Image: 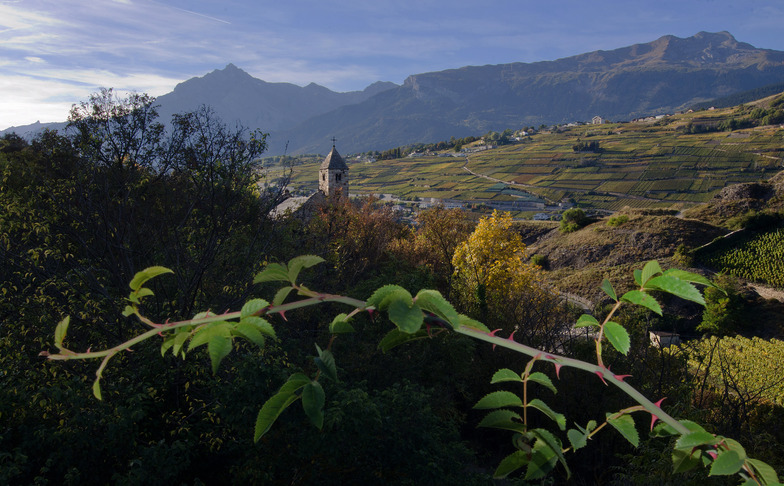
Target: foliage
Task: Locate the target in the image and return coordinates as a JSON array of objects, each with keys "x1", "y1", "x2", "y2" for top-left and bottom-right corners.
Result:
[
  {"x1": 698, "y1": 228, "x2": 784, "y2": 288},
  {"x1": 40, "y1": 256, "x2": 783, "y2": 485},
  {"x1": 607, "y1": 214, "x2": 629, "y2": 227},
  {"x1": 560, "y1": 208, "x2": 590, "y2": 233},
  {"x1": 698, "y1": 275, "x2": 746, "y2": 335}
]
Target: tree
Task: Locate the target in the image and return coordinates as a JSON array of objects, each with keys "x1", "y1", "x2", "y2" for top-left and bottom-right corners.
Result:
[{"x1": 560, "y1": 207, "x2": 589, "y2": 233}]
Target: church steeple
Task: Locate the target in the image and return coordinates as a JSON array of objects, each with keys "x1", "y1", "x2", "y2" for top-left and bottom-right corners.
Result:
[{"x1": 319, "y1": 139, "x2": 349, "y2": 197}]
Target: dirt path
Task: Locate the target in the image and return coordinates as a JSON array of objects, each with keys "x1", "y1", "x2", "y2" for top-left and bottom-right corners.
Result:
[{"x1": 748, "y1": 283, "x2": 784, "y2": 302}]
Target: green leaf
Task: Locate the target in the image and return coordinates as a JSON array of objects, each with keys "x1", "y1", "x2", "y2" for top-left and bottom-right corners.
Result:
[
  {"x1": 491, "y1": 368, "x2": 523, "y2": 383},
  {"x1": 530, "y1": 428, "x2": 570, "y2": 479},
  {"x1": 287, "y1": 255, "x2": 325, "y2": 283},
  {"x1": 387, "y1": 299, "x2": 423, "y2": 333},
  {"x1": 493, "y1": 451, "x2": 529, "y2": 479},
  {"x1": 645, "y1": 275, "x2": 705, "y2": 306},
  {"x1": 601, "y1": 279, "x2": 618, "y2": 301},
  {"x1": 526, "y1": 436, "x2": 558, "y2": 480},
  {"x1": 661, "y1": 268, "x2": 715, "y2": 287},
  {"x1": 253, "y1": 263, "x2": 289, "y2": 284},
  {"x1": 528, "y1": 399, "x2": 566, "y2": 430},
  {"x1": 603, "y1": 321, "x2": 631, "y2": 355},
  {"x1": 746, "y1": 458, "x2": 782, "y2": 485},
  {"x1": 709, "y1": 450, "x2": 744, "y2": 476},
  {"x1": 620, "y1": 290, "x2": 662, "y2": 315},
  {"x1": 415, "y1": 289, "x2": 460, "y2": 328},
  {"x1": 301, "y1": 381, "x2": 325, "y2": 429},
  {"x1": 239, "y1": 316, "x2": 276, "y2": 340},
  {"x1": 672, "y1": 447, "x2": 702, "y2": 473},
  {"x1": 607, "y1": 413, "x2": 639, "y2": 447},
  {"x1": 651, "y1": 422, "x2": 679, "y2": 437},
  {"x1": 474, "y1": 391, "x2": 523, "y2": 409},
  {"x1": 314, "y1": 345, "x2": 338, "y2": 382},
  {"x1": 528, "y1": 372, "x2": 557, "y2": 394},
  {"x1": 129, "y1": 266, "x2": 173, "y2": 291},
  {"x1": 172, "y1": 330, "x2": 190, "y2": 357},
  {"x1": 208, "y1": 335, "x2": 232, "y2": 374},
  {"x1": 378, "y1": 328, "x2": 429, "y2": 352},
  {"x1": 478, "y1": 409, "x2": 525, "y2": 433},
  {"x1": 54, "y1": 316, "x2": 69, "y2": 349},
  {"x1": 241, "y1": 298, "x2": 269, "y2": 318},
  {"x1": 329, "y1": 313, "x2": 355, "y2": 334},
  {"x1": 134, "y1": 287, "x2": 154, "y2": 300},
  {"x1": 456, "y1": 314, "x2": 490, "y2": 332},
  {"x1": 188, "y1": 322, "x2": 231, "y2": 350},
  {"x1": 640, "y1": 260, "x2": 663, "y2": 286},
  {"x1": 272, "y1": 286, "x2": 293, "y2": 306},
  {"x1": 233, "y1": 321, "x2": 266, "y2": 348},
  {"x1": 366, "y1": 285, "x2": 411, "y2": 310},
  {"x1": 575, "y1": 314, "x2": 600, "y2": 328},
  {"x1": 160, "y1": 334, "x2": 176, "y2": 357},
  {"x1": 254, "y1": 392, "x2": 300, "y2": 441},
  {"x1": 567, "y1": 429, "x2": 587, "y2": 451},
  {"x1": 675, "y1": 430, "x2": 718, "y2": 449},
  {"x1": 721, "y1": 438, "x2": 747, "y2": 460},
  {"x1": 633, "y1": 269, "x2": 643, "y2": 286},
  {"x1": 92, "y1": 378, "x2": 102, "y2": 400},
  {"x1": 122, "y1": 305, "x2": 136, "y2": 317}
]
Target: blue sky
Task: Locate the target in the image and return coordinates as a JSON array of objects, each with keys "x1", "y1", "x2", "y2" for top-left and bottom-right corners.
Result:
[{"x1": 2, "y1": 0, "x2": 784, "y2": 129}]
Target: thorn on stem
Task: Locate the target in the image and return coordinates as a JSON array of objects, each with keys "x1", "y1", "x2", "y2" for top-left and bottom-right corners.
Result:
[
  {"x1": 595, "y1": 370, "x2": 608, "y2": 386},
  {"x1": 278, "y1": 311, "x2": 288, "y2": 321},
  {"x1": 553, "y1": 363, "x2": 562, "y2": 379},
  {"x1": 650, "y1": 398, "x2": 666, "y2": 430}
]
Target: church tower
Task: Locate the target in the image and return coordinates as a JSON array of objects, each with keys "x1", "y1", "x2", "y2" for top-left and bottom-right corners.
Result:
[{"x1": 319, "y1": 141, "x2": 349, "y2": 197}]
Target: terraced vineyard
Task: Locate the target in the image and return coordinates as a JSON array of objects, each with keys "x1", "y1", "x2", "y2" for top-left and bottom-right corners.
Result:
[
  {"x1": 697, "y1": 227, "x2": 784, "y2": 288},
  {"x1": 283, "y1": 104, "x2": 784, "y2": 213}
]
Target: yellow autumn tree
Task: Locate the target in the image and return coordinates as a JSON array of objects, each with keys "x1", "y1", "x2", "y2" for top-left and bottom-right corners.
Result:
[{"x1": 452, "y1": 211, "x2": 563, "y2": 347}]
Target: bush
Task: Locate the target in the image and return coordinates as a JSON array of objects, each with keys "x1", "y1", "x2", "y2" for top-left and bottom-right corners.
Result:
[
  {"x1": 559, "y1": 208, "x2": 589, "y2": 233},
  {"x1": 607, "y1": 214, "x2": 629, "y2": 227}
]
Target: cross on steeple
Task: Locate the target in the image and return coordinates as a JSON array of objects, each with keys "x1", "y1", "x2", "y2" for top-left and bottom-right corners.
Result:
[{"x1": 331, "y1": 136, "x2": 337, "y2": 147}]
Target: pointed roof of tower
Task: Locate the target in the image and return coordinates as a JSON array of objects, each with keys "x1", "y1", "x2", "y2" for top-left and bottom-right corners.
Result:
[{"x1": 320, "y1": 144, "x2": 348, "y2": 170}]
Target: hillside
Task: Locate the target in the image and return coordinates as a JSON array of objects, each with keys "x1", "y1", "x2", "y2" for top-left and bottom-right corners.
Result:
[{"x1": 284, "y1": 94, "x2": 784, "y2": 214}]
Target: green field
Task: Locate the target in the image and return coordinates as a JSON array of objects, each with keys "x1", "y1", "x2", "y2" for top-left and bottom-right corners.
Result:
[{"x1": 283, "y1": 106, "x2": 784, "y2": 211}]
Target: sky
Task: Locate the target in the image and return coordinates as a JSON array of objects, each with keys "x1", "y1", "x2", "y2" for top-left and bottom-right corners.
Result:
[{"x1": 2, "y1": 0, "x2": 784, "y2": 130}]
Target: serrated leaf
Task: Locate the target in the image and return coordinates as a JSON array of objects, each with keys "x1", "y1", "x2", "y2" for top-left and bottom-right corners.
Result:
[
  {"x1": 721, "y1": 438, "x2": 746, "y2": 460},
  {"x1": 491, "y1": 368, "x2": 523, "y2": 383},
  {"x1": 240, "y1": 316, "x2": 276, "y2": 340},
  {"x1": 160, "y1": 334, "x2": 176, "y2": 357},
  {"x1": 633, "y1": 269, "x2": 643, "y2": 286},
  {"x1": 415, "y1": 289, "x2": 460, "y2": 328},
  {"x1": 567, "y1": 429, "x2": 588, "y2": 451},
  {"x1": 661, "y1": 268, "x2": 715, "y2": 288},
  {"x1": 645, "y1": 275, "x2": 705, "y2": 306},
  {"x1": 493, "y1": 450, "x2": 529, "y2": 479},
  {"x1": 208, "y1": 335, "x2": 232, "y2": 374},
  {"x1": 575, "y1": 314, "x2": 600, "y2": 328},
  {"x1": 253, "y1": 263, "x2": 289, "y2": 284},
  {"x1": 621, "y1": 290, "x2": 662, "y2": 315},
  {"x1": 314, "y1": 345, "x2": 338, "y2": 382},
  {"x1": 387, "y1": 299, "x2": 423, "y2": 333},
  {"x1": 746, "y1": 458, "x2": 782, "y2": 485},
  {"x1": 530, "y1": 429, "x2": 569, "y2": 478},
  {"x1": 651, "y1": 422, "x2": 679, "y2": 437},
  {"x1": 366, "y1": 285, "x2": 411, "y2": 310},
  {"x1": 172, "y1": 330, "x2": 190, "y2": 357},
  {"x1": 675, "y1": 430, "x2": 718, "y2": 449},
  {"x1": 54, "y1": 316, "x2": 69, "y2": 349},
  {"x1": 641, "y1": 260, "x2": 663, "y2": 286},
  {"x1": 378, "y1": 328, "x2": 429, "y2": 353},
  {"x1": 233, "y1": 321, "x2": 266, "y2": 348},
  {"x1": 601, "y1": 279, "x2": 618, "y2": 301},
  {"x1": 456, "y1": 314, "x2": 490, "y2": 332},
  {"x1": 672, "y1": 447, "x2": 702, "y2": 473},
  {"x1": 709, "y1": 450, "x2": 744, "y2": 476},
  {"x1": 241, "y1": 298, "x2": 269, "y2": 318},
  {"x1": 528, "y1": 399, "x2": 566, "y2": 430},
  {"x1": 301, "y1": 381, "x2": 325, "y2": 430},
  {"x1": 526, "y1": 437, "x2": 559, "y2": 480},
  {"x1": 188, "y1": 322, "x2": 231, "y2": 350},
  {"x1": 607, "y1": 413, "x2": 639, "y2": 447},
  {"x1": 254, "y1": 391, "x2": 300, "y2": 441},
  {"x1": 528, "y1": 372, "x2": 557, "y2": 394},
  {"x1": 603, "y1": 321, "x2": 631, "y2": 355},
  {"x1": 474, "y1": 391, "x2": 523, "y2": 409},
  {"x1": 478, "y1": 409, "x2": 525, "y2": 432},
  {"x1": 129, "y1": 266, "x2": 173, "y2": 291},
  {"x1": 272, "y1": 286, "x2": 293, "y2": 306},
  {"x1": 329, "y1": 314, "x2": 355, "y2": 334},
  {"x1": 287, "y1": 255, "x2": 325, "y2": 284}
]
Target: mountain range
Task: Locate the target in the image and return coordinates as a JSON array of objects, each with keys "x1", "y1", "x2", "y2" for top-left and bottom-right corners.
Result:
[{"x1": 4, "y1": 31, "x2": 784, "y2": 155}]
